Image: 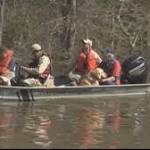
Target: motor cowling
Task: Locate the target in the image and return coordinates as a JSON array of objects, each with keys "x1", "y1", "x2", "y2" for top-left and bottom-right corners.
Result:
[{"x1": 121, "y1": 56, "x2": 147, "y2": 84}]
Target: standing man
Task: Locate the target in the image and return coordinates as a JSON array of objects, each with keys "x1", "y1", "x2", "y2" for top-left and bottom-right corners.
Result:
[
  {"x1": 101, "y1": 52, "x2": 121, "y2": 85},
  {"x1": 20, "y1": 43, "x2": 54, "y2": 87}
]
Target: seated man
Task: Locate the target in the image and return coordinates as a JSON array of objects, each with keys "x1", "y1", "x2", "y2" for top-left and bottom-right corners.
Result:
[
  {"x1": 20, "y1": 43, "x2": 54, "y2": 87},
  {"x1": 0, "y1": 47, "x2": 15, "y2": 85},
  {"x1": 101, "y1": 52, "x2": 121, "y2": 85},
  {"x1": 69, "y1": 38, "x2": 102, "y2": 85}
]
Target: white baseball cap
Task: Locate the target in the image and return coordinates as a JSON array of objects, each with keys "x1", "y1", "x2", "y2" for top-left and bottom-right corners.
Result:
[
  {"x1": 82, "y1": 39, "x2": 92, "y2": 47},
  {"x1": 32, "y1": 43, "x2": 41, "y2": 51}
]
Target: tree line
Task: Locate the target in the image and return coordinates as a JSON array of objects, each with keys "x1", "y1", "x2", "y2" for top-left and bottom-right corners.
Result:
[{"x1": 0, "y1": 0, "x2": 150, "y2": 80}]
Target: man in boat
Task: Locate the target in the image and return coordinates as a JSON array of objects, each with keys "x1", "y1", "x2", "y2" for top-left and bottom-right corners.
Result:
[
  {"x1": 20, "y1": 43, "x2": 54, "y2": 87},
  {"x1": 0, "y1": 46, "x2": 16, "y2": 85},
  {"x1": 101, "y1": 51, "x2": 121, "y2": 85},
  {"x1": 69, "y1": 38, "x2": 102, "y2": 85}
]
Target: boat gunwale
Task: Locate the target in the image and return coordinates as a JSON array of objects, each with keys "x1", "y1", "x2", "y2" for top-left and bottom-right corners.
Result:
[{"x1": 0, "y1": 83, "x2": 150, "y2": 90}]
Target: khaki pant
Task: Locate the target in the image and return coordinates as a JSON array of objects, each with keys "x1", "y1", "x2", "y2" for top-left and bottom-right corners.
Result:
[
  {"x1": 68, "y1": 71, "x2": 81, "y2": 83},
  {"x1": 23, "y1": 78, "x2": 42, "y2": 86},
  {"x1": 23, "y1": 77, "x2": 55, "y2": 87},
  {"x1": 44, "y1": 77, "x2": 55, "y2": 88}
]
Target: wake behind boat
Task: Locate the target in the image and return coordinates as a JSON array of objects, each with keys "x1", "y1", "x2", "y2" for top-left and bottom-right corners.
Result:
[{"x1": 0, "y1": 83, "x2": 150, "y2": 101}]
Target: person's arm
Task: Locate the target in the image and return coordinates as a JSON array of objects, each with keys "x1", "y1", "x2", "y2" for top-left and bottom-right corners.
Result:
[
  {"x1": 102, "y1": 76, "x2": 115, "y2": 83},
  {"x1": 21, "y1": 56, "x2": 50, "y2": 76},
  {"x1": 92, "y1": 51, "x2": 102, "y2": 65},
  {"x1": 3, "y1": 50, "x2": 14, "y2": 68},
  {"x1": 20, "y1": 66, "x2": 39, "y2": 75},
  {"x1": 38, "y1": 56, "x2": 50, "y2": 74},
  {"x1": 112, "y1": 61, "x2": 121, "y2": 85}
]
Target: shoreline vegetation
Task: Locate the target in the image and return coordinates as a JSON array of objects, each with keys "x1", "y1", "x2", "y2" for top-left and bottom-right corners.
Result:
[{"x1": 0, "y1": 0, "x2": 149, "y2": 81}]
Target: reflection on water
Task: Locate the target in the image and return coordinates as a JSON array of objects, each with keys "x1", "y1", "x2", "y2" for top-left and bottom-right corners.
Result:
[
  {"x1": 0, "y1": 110, "x2": 14, "y2": 148},
  {"x1": 74, "y1": 108, "x2": 105, "y2": 149},
  {"x1": 0, "y1": 95, "x2": 150, "y2": 148},
  {"x1": 23, "y1": 114, "x2": 52, "y2": 148}
]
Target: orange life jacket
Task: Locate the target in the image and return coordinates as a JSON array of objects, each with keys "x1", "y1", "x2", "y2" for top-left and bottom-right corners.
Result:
[
  {"x1": 76, "y1": 49, "x2": 97, "y2": 74},
  {"x1": 87, "y1": 49, "x2": 97, "y2": 72},
  {"x1": 76, "y1": 52, "x2": 87, "y2": 74},
  {"x1": 0, "y1": 49, "x2": 14, "y2": 76}
]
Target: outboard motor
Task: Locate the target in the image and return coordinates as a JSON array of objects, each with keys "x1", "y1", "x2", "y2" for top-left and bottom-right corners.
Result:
[{"x1": 121, "y1": 55, "x2": 147, "y2": 84}]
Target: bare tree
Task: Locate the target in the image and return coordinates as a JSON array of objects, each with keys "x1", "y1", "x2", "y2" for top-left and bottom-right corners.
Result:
[
  {"x1": 145, "y1": 1, "x2": 150, "y2": 82},
  {"x1": 63, "y1": 0, "x2": 76, "y2": 60},
  {"x1": 117, "y1": 0, "x2": 143, "y2": 54},
  {"x1": 0, "y1": 0, "x2": 5, "y2": 46},
  {"x1": 0, "y1": 0, "x2": 149, "y2": 77}
]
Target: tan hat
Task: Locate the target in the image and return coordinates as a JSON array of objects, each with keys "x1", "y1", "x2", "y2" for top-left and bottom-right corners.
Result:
[
  {"x1": 82, "y1": 39, "x2": 92, "y2": 47},
  {"x1": 32, "y1": 43, "x2": 41, "y2": 51}
]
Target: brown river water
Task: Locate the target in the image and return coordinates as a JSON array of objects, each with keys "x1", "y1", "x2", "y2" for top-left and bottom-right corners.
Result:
[{"x1": 0, "y1": 94, "x2": 150, "y2": 149}]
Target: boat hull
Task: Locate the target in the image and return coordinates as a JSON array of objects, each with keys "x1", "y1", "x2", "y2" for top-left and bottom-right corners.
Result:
[{"x1": 0, "y1": 84, "x2": 150, "y2": 101}]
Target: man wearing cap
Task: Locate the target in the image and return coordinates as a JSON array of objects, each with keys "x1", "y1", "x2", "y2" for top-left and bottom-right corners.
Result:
[
  {"x1": 101, "y1": 52, "x2": 121, "y2": 85},
  {"x1": 76, "y1": 39, "x2": 102, "y2": 74},
  {"x1": 69, "y1": 38, "x2": 102, "y2": 85},
  {"x1": 20, "y1": 43, "x2": 54, "y2": 87}
]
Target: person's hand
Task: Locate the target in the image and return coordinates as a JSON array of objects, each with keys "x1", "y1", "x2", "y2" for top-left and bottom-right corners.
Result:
[
  {"x1": 20, "y1": 66, "x2": 27, "y2": 70},
  {"x1": 101, "y1": 78, "x2": 106, "y2": 83},
  {"x1": 20, "y1": 66, "x2": 24, "y2": 69}
]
